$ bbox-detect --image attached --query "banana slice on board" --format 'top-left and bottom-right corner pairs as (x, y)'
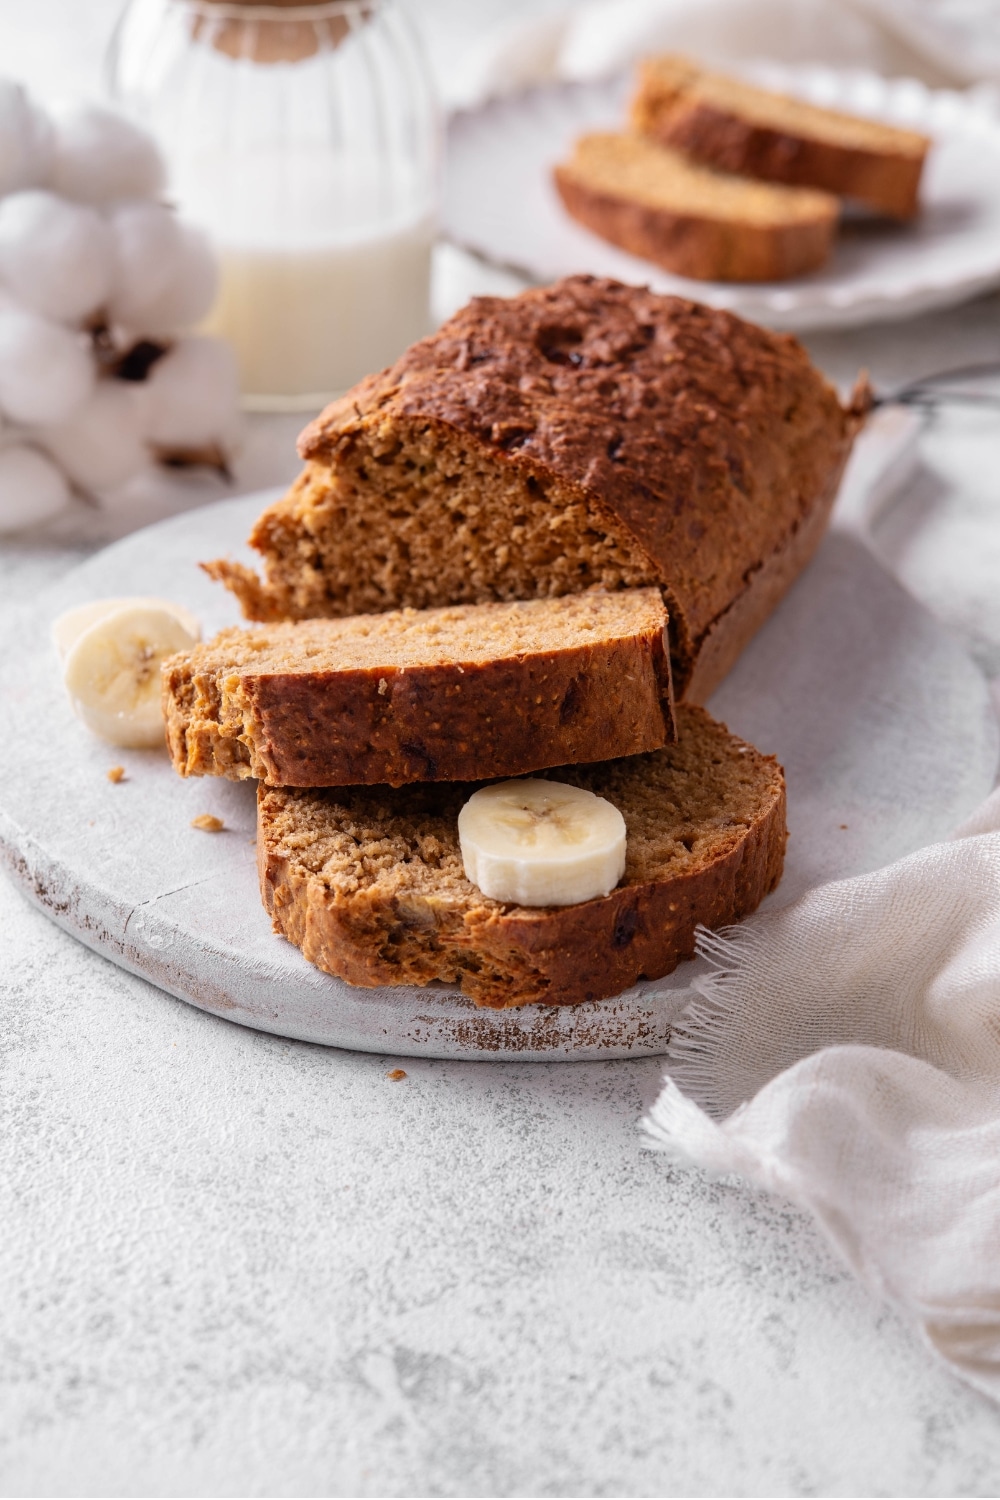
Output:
(458, 779), (627, 908)
(52, 596), (200, 661)
(61, 600), (200, 748)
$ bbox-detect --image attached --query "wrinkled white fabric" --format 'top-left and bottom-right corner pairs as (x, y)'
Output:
(556, 0), (942, 84)
(449, 0), (1000, 108)
(859, 0), (1000, 83)
(644, 786), (1000, 1400)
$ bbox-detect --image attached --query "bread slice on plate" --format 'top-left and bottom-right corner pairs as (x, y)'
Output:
(631, 54), (930, 220)
(163, 589), (674, 787)
(257, 703), (787, 1009)
(554, 131), (839, 282)
(204, 276), (867, 702)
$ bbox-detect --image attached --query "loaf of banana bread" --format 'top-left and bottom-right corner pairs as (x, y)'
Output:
(206, 276), (868, 700)
(257, 703), (787, 1008)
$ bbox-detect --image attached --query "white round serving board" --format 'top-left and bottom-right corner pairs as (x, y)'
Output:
(444, 64), (1000, 331)
(1, 481), (996, 1060)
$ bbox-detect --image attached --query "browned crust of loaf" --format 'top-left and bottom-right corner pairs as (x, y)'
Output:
(256, 707), (788, 1008)
(682, 433), (845, 703)
(553, 162), (836, 281)
(205, 277), (867, 695)
(632, 65), (928, 219)
(162, 608), (675, 787)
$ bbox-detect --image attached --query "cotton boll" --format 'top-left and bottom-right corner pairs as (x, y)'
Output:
(36, 379), (150, 493)
(108, 200), (185, 325)
(0, 442), (71, 532)
(0, 81), (54, 196)
(126, 222), (218, 335)
(0, 190), (114, 323)
(0, 307), (94, 425)
(144, 336), (239, 448)
(49, 103), (165, 205)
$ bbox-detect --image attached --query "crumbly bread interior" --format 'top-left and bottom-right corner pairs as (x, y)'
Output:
(562, 132), (839, 225)
(175, 589), (667, 676)
(205, 429), (661, 627)
(259, 703), (784, 1004)
(634, 55), (929, 157)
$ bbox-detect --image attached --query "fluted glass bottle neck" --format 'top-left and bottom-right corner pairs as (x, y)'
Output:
(107, 0), (439, 403)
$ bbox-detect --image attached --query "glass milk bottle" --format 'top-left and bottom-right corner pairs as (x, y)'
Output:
(107, 0), (439, 408)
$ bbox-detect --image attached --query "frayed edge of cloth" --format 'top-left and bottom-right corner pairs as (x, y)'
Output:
(656, 923), (761, 1119)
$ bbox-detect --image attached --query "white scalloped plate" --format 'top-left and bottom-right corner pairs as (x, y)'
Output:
(444, 64), (1000, 331)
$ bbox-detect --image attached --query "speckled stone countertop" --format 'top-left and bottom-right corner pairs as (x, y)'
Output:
(4, 4), (1000, 1490)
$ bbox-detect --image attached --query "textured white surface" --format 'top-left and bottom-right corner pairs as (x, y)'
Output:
(6, 880), (1000, 1497)
(445, 66), (1000, 330)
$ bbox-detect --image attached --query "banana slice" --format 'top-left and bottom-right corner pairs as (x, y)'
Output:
(458, 778), (627, 907)
(52, 596), (200, 661)
(62, 601), (199, 748)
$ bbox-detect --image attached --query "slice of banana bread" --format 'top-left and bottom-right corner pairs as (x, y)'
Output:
(631, 55), (930, 220)
(554, 132), (839, 282)
(162, 589), (674, 787)
(257, 703), (786, 1008)
(204, 276), (868, 701)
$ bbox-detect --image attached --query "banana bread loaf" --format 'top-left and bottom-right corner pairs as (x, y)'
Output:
(631, 55), (930, 220)
(162, 589), (674, 787)
(554, 132), (838, 281)
(205, 276), (867, 701)
(257, 703), (787, 1008)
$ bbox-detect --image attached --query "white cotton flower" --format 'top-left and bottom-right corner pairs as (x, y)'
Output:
(49, 103), (165, 205)
(35, 378), (150, 493)
(124, 221), (218, 335)
(0, 442), (71, 532)
(107, 199), (185, 326)
(0, 306), (93, 424)
(144, 336), (240, 448)
(0, 190), (114, 324)
(0, 80), (54, 197)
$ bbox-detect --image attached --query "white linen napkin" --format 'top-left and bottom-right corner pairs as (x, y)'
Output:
(446, 0), (1000, 110)
(643, 785), (1000, 1401)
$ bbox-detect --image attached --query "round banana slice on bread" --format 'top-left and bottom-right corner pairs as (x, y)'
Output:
(458, 779), (626, 907)
(57, 597), (200, 748)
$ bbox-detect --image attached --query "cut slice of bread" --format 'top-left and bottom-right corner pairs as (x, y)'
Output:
(204, 277), (867, 702)
(554, 132), (839, 282)
(257, 703), (787, 1008)
(162, 589), (674, 787)
(631, 54), (930, 220)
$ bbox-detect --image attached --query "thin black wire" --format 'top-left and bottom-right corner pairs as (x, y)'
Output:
(874, 359), (1000, 411)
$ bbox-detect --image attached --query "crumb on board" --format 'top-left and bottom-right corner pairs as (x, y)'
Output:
(386, 1068), (408, 1082)
(107, 766), (126, 784)
(192, 814), (225, 832)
